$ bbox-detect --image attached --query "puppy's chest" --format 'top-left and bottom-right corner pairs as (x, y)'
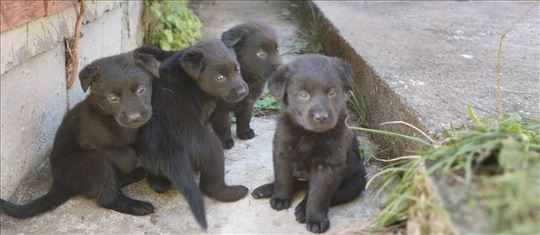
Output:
(79, 124), (137, 150)
(285, 136), (344, 178)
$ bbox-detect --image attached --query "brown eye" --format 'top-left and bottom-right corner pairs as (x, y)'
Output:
(136, 86), (145, 95)
(328, 88), (337, 98)
(235, 65), (241, 73)
(298, 90), (310, 100)
(108, 94), (119, 102)
(256, 49), (267, 59)
(216, 74), (226, 82)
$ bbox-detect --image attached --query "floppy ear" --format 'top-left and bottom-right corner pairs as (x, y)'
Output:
(79, 63), (101, 92)
(178, 48), (205, 79)
(333, 58), (353, 91)
(267, 64), (290, 102)
(133, 51), (160, 78)
(221, 25), (249, 47)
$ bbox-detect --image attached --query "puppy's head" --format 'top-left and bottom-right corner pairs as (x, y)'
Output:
(79, 51), (159, 128)
(268, 55), (353, 132)
(222, 21), (282, 80)
(178, 39), (249, 103)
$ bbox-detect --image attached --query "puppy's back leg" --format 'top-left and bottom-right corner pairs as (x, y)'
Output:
(330, 168), (367, 206)
(146, 173), (172, 193)
(199, 133), (248, 201)
(57, 152), (154, 215)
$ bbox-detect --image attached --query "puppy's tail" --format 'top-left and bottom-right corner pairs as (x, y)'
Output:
(135, 46), (175, 61)
(0, 181), (74, 218)
(162, 157), (207, 229)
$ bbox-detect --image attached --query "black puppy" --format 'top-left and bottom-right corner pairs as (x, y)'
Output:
(251, 55), (367, 233)
(210, 21), (282, 149)
(0, 51), (159, 217)
(137, 39), (249, 229)
(137, 22), (282, 149)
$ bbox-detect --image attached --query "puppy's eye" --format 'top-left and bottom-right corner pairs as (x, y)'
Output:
(256, 49), (267, 59)
(136, 86), (145, 95)
(328, 89), (337, 98)
(216, 74), (226, 82)
(108, 94), (119, 102)
(235, 65), (241, 73)
(297, 90), (310, 100)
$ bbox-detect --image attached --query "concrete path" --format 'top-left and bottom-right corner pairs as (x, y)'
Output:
(314, 1), (539, 134)
(1, 2), (382, 234)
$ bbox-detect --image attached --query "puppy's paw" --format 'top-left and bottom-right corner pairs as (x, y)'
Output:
(294, 204), (306, 223)
(251, 183), (273, 199)
(306, 218), (330, 234)
(126, 200), (155, 215)
(203, 185), (248, 202)
(237, 128), (255, 140)
(270, 197), (291, 210)
(147, 176), (172, 194)
(221, 138), (235, 149)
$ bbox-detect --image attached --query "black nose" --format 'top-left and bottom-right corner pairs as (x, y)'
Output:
(127, 113), (143, 123)
(235, 86), (248, 97)
(313, 112), (329, 122)
(271, 61), (281, 70)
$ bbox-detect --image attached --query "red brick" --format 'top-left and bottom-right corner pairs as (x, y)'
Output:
(44, 0), (78, 16)
(1, 1), (45, 32)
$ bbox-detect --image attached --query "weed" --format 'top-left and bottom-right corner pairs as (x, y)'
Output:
(347, 90), (368, 127)
(144, 0), (202, 51)
(350, 108), (540, 234)
(283, 2), (323, 55)
(253, 92), (280, 117)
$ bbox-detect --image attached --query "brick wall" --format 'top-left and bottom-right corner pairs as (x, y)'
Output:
(0, 0), (78, 32)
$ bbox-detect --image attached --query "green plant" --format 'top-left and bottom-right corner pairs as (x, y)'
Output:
(144, 0), (202, 51)
(351, 108), (540, 233)
(347, 90), (368, 127)
(253, 92), (280, 117)
(283, 2), (323, 55)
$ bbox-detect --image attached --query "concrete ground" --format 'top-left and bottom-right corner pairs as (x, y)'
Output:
(314, 1), (539, 134)
(1, 2), (383, 234)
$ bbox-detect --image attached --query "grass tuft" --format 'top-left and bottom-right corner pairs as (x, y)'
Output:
(359, 107), (540, 233)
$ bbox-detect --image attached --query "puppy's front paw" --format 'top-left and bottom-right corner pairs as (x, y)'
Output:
(306, 217), (330, 234)
(270, 197), (291, 210)
(221, 138), (235, 149)
(237, 128), (255, 140)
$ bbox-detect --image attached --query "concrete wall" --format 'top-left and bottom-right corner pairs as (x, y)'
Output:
(0, 1), (145, 199)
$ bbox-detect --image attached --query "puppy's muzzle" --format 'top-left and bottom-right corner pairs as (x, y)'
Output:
(225, 84), (249, 103)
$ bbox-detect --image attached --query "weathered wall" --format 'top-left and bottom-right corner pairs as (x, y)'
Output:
(0, 1), (145, 199)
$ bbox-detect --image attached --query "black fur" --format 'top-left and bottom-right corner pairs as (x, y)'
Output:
(0, 51), (159, 218)
(136, 39), (249, 230)
(251, 55), (367, 234)
(210, 21), (282, 149)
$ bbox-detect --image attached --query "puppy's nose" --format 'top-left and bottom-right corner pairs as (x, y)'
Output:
(313, 112), (329, 122)
(127, 113), (143, 123)
(271, 60), (282, 70)
(235, 86), (248, 97)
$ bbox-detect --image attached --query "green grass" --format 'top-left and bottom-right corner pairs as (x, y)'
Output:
(347, 90), (368, 127)
(253, 92), (280, 117)
(283, 2), (323, 55)
(350, 107), (540, 233)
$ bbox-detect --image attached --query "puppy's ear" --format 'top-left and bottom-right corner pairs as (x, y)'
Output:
(133, 51), (160, 78)
(268, 64), (290, 102)
(221, 26), (249, 47)
(178, 48), (205, 79)
(333, 58), (354, 91)
(79, 63), (101, 92)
